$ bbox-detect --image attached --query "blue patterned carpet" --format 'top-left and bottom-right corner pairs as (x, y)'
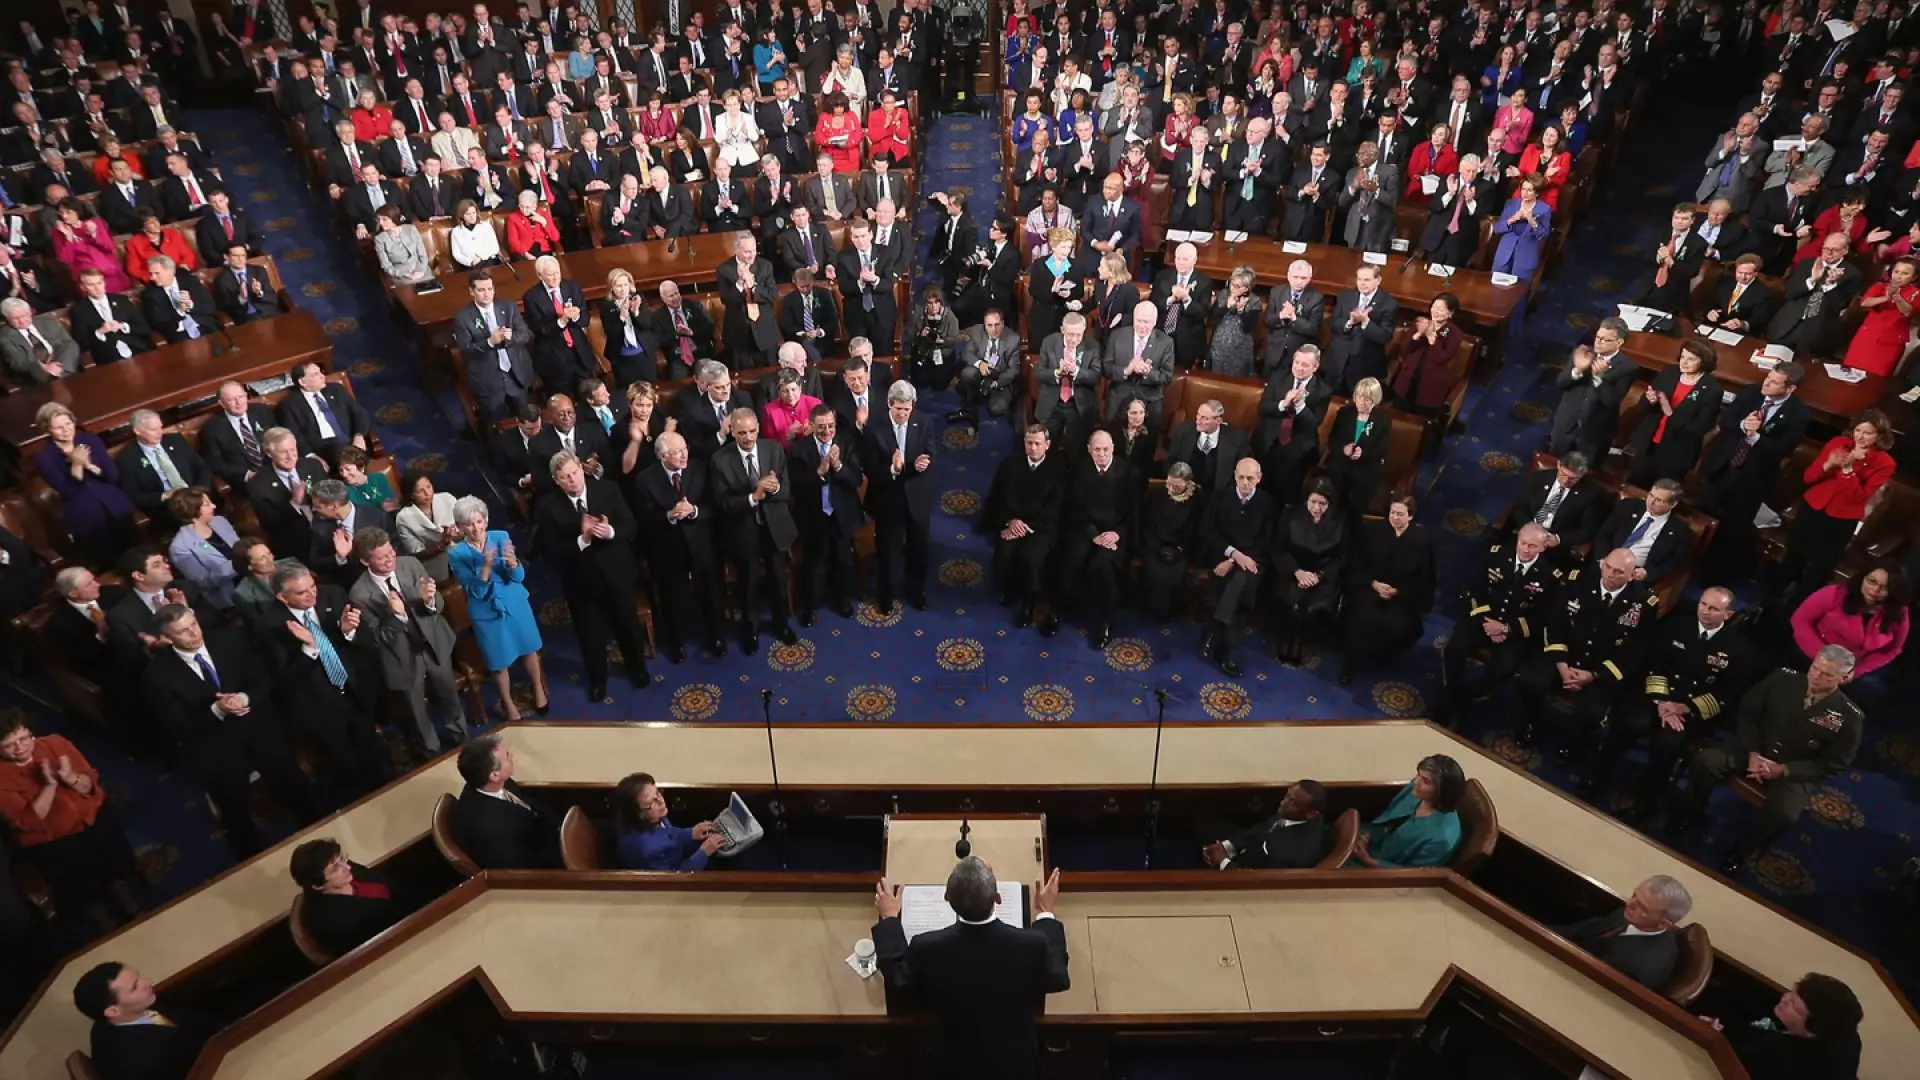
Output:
(4, 97), (1920, 1014)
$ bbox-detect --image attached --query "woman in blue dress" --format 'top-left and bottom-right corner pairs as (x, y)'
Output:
(1348, 754), (1465, 868)
(1491, 175), (1552, 281)
(448, 496), (548, 721)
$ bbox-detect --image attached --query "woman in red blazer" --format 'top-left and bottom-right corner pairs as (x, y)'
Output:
(1779, 411), (1897, 599)
(866, 89), (912, 167)
(504, 189), (562, 260)
(1791, 562), (1912, 677)
(1402, 122), (1459, 204)
(1388, 293), (1461, 414)
(126, 211), (199, 284)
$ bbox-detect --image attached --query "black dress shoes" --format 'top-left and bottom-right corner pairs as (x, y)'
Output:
(666, 644), (687, 664)
(1039, 614), (1061, 637)
(1514, 725), (1539, 748)
(1090, 623), (1112, 651)
(1015, 603), (1033, 628)
(775, 624), (799, 646)
(1198, 628), (1218, 658)
(1218, 654), (1243, 678)
(1719, 849), (1750, 875)
(587, 682), (609, 703)
(834, 601), (855, 619)
(629, 665), (651, 689)
(798, 609), (816, 627)
(907, 593), (928, 611)
(743, 634), (760, 655)
(707, 637), (727, 657)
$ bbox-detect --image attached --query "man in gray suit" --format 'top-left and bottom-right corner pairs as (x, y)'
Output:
(801, 151), (857, 223)
(348, 528), (467, 756)
(452, 272), (535, 423)
(0, 297), (80, 384)
(1034, 314), (1103, 450)
(710, 408), (800, 653)
(1696, 117), (1766, 213)
(1103, 301), (1176, 428)
(1761, 115), (1833, 189)
(952, 309), (1022, 425)
(1339, 142), (1400, 253)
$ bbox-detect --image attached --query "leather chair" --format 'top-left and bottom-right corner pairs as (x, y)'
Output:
(1315, 807), (1362, 869)
(433, 580), (497, 725)
(288, 890), (336, 967)
(1449, 778), (1498, 876)
(431, 792), (480, 876)
(65, 1051), (102, 1080)
(559, 805), (602, 870)
(1661, 923), (1713, 1006)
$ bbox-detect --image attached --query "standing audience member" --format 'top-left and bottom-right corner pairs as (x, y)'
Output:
(0, 719), (143, 924)
(447, 497), (548, 720)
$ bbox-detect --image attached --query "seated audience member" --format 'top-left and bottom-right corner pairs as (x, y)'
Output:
(1790, 561), (1911, 680)
(1, 297), (81, 384)
(0, 718), (143, 920)
(1697, 253), (1774, 333)
(125, 211), (197, 284)
(73, 961), (209, 1080)
(1340, 493), (1435, 685)
(1591, 478), (1690, 585)
(1200, 457), (1279, 677)
(871, 856), (1069, 1075)
(373, 205), (434, 284)
(229, 539), (295, 632)
(1200, 780), (1328, 869)
(165, 487), (241, 610)
(394, 471), (460, 581)
(212, 243), (287, 324)
(452, 735), (564, 869)
(505, 188), (561, 259)
(1348, 754), (1465, 868)
(449, 200), (504, 269)
(69, 267), (155, 366)
(1504, 450), (1607, 560)
(288, 838), (408, 957)
(447, 498), (549, 720)
(1271, 477), (1347, 667)
(35, 403), (140, 566)
(336, 446), (397, 512)
(116, 408), (212, 517)
(1703, 973), (1863, 1080)
(141, 254), (218, 343)
(279, 360), (374, 464)
(1667, 648), (1865, 873)
(1552, 875), (1693, 991)
(613, 771), (725, 870)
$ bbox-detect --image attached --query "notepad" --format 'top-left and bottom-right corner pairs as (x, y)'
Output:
(898, 882), (1023, 942)
(1281, 241), (1309, 254)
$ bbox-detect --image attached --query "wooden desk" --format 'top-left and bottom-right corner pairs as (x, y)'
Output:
(392, 232), (748, 336)
(5, 722), (1913, 1080)
(883, 814), (1046, 887)
(1623, 323), (1909, 431)
(1180, 238), (1528, 348)
(0, 311), (332, 453)
(182, 873), (1732, 1080)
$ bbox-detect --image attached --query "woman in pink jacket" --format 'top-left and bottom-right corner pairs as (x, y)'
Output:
(1790, 561), (1911, 677)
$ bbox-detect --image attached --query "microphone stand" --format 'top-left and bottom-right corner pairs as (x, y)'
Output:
(1398, 246), (1427, 275)
(955, 818), (971, 859)
(214, 318), (240, 358)
(1144, 688), (1168, 868)
(760, 688), (788, 868)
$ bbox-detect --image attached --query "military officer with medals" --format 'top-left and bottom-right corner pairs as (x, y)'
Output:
(1436, 522), (1563, 729)
(1515, 548), (1659, 757)
(1663, 646), (1865, 873)
(1596, 586), (1759, 801)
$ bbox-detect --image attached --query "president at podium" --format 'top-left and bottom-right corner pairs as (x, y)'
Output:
(872, 856), (1071, 1079)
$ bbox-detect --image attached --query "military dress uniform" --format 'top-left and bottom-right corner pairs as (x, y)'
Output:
(1669, 668), (1864, 869)
(1514, 569), (1658, 755)
(1437, 542), (1563, 726)
(1595, 610), (1758, 800)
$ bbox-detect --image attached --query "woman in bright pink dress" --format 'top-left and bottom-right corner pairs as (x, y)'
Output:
(51, 204), (132, 293)
(1842, 256), (1920, 376)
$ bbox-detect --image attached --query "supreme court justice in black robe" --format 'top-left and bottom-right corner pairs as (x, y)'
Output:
(1200, 457), (1280, 678)
(982, 425), (1066, 632)
(1138, 463), (1205, 621)
(1059, 430), (1140, 650)
(1271, 478), (1347, 666)
(1340, 494), (1436, 685)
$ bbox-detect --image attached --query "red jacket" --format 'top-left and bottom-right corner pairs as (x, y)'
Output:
(1403, 142), (1459, 201)
(0, 735), (105, 846)
(1801, 436), (1894, 520)
(505, 209), (561, 258)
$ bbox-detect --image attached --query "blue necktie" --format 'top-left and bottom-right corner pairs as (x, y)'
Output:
(1624, 515), (1653, 549)
(596, 405), (614, 433)
(314, 391), (344, 437)
(306, 610), (349, 688)
(818, 442), (833, 513)
(195, 653), (221, 691)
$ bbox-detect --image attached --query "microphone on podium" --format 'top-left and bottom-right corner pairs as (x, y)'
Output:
(955, 818), (972, 859)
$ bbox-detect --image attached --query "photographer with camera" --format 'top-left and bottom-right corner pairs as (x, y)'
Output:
(903, 285), (963, 391)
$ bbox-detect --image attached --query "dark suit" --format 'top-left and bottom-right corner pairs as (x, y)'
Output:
(1630, 229), (1707, 313)
(302, 863), (406, 957)
(1146, 270), (1214, 370)
(873, 913), (1070, 1080)
(1550, 910), (1680, 991)
(778, 287), (841, 362)
(343, 179), (408, 233)
(1697, 387), (1811, 570)
(1507, 468), (1610, 551)
(1324, 289), (1400, 394)
(632, 462), (725, 653)
(1261, 285), (1326, 375)
(1592, 499), (1689, 584)
(1766, 260), (1862, 356)
(140, 276), (219, 344)
(1079, 197), (1141, 259)
(1060, 459), (1140, 625)
(789, 431), (866, 615)
(533, 480), (647, 690)
(675, 387), (757, 458)
(212, 265), (287, 325)
(98, 180), (161, 235)
(522, 278), (602, 394)
(711, 440), (799, 638)
(638, 184), (697, 238)
(199, 406), (276, 490)
(244, 458), (333, 564)
(141, 629), (320, 855)
(454, 300), (536, 421)
(451, 780), (564, 869)
(406, 172), (460, 220)
(1697, 274), (1775, 333)
(526, 424), (614, 497)
(1548, 352), (1639, 463)
(1283, 162), (1340, 241)
(776, 223), (837, 279)
(376, 136), (431, 180)
(597, 296), (659, 385)
(68, 293), (153, 366)
(1166, 422), (1252, 492)
(982, 452), (1065, 607)
(835, 244), (899, 356)
(1222, 813), (1327, 869)
(863, 410), (937, 608)
(114, 436), (212, 515)
(277, 384), (374, 464)
(648, 301), (716, 380)
(89, 1000), (212, 1080)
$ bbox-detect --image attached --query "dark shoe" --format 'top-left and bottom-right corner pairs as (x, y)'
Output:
(707, 637), (728, 657)
(946, 409), (974, 424)
(798, 608), (816, 627)
(1514, 725), (1539, 748)
(1719, 849), (1750, 875)
(1090, 623), (1111, 651)
(1219, 654), (1243, 678)
(666, 645), (687, 664)
(534, 699), (551, 717)
(1337, 666), (1354, 686)
(743, 634), (760, 655)
(1198, 629), (1217, 657)
(1014, 602), (1033, 628)
(588, 681), (609, 703)
(776, 624), (799, 646)
(1039, 614), (1061, 637)
(907, 593), (928, 611)
(834, 601), (855, 619)
(628, 666), (652, 689)
(1553, 745), (1576, 765)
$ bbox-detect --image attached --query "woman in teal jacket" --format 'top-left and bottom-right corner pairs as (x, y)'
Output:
(1349, 754), (1465, 868)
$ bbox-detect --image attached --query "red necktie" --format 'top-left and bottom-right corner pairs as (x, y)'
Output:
(222, 215), (234, 240)
(551, 288), (572, 346)
(1059, 350), (1074, 403)
(673, 308), (693, 367)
